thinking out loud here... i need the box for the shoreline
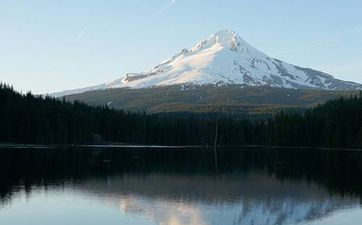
[0,143,362,152]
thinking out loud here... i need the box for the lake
[0,147,361,225]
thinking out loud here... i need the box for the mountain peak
[193,30,248,52]
[210,29,240,42]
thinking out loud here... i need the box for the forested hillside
[64,85,356,113]
[1,83,362,148]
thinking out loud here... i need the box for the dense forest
[1,83,362,148]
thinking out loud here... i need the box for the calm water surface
[0,147,361,225]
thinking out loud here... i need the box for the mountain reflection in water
[0,147,361,225]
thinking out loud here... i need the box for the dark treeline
[1,83,362,148]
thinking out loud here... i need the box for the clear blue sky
[1,0,362,94]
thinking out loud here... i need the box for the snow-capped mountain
[54,30,361,97]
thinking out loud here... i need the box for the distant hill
[63,85,358,113]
